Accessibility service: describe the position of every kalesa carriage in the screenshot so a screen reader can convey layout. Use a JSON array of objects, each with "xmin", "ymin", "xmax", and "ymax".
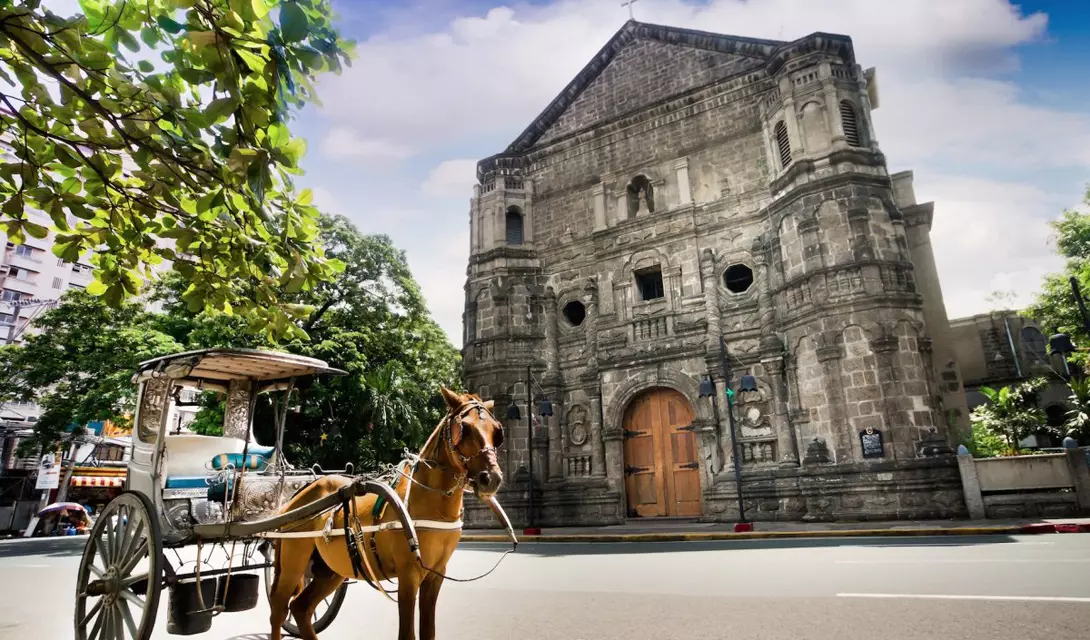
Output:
[{"xmin": 74, "ymin": 348, "xmax": 516, "ymax": 640}]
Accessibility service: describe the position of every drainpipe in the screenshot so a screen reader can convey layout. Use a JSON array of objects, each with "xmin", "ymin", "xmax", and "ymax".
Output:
[{"xmin": 1002, "ymin": 316, "xmax": 1022, "ymax": 379}]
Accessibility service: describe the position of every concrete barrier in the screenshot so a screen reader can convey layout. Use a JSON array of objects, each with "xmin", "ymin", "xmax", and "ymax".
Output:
[{"xmin": 956, "ymin": 445, "xmax": 1090, "ymax": 519}]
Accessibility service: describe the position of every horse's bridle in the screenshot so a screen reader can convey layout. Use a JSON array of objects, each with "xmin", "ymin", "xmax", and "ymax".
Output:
[{"xmin": 403, "ymin": 398, "xmax": 503, "ymax": 495}]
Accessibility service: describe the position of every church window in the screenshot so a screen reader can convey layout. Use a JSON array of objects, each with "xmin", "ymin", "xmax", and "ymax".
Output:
[
  {"xmin": 505, "ymin": 206, "xmax": 524, "ymax": 245},
  {"xmin": 723, "ymin": 264, "xmax": 754, "ymax": 294},
  {"xmin": 562, "ymin": 300, "xmax": 586, "ymax": 327},
  {"xmin": 635, "ymin": 267, "xmax": 665, "ymax": 301},
  {"xmin": 626, "ymin": 175, "xmax": 655, "ymax": 217},
  {"xmin": 839, "ymin": 100, "xmax": 861, "ymax": 147},
  {"xmin": 774, "ymin": 121, "xmax": 791, "ymax": 167}
]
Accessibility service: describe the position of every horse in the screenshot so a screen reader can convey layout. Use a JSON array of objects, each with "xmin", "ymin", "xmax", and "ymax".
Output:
[{"xmin": 268, "ymin": 386, "xmax": 505, "ymax": 640}]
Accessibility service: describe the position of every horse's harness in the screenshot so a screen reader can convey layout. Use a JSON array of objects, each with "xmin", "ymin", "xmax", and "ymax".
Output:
[{"xmin": 323, "ymin": 399, "xmax": 514, "ymax": 600}]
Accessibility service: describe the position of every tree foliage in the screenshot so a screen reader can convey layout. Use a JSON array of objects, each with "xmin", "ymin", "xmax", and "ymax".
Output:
[
  {"xmin": 969, "ymin": 376, "xmax": 1053, "ymax": 455},
  {"xmin": 1028, "ymin": 186, "xmax": 1090, "ymax": 365},
  {"xmin": 0, "ymin": 289, "xmax": 182, "ymax": 453},
  {"xmin": 149, "ymin": 213, "xmax": 462, "ymax": 470},
  {"xmin": 0, "ymin": 0, "xmax": 354, "ymax": 341},
  {"xmin": 1063, "ymin": 375, "xmax": 1090, "ymax": 445}
]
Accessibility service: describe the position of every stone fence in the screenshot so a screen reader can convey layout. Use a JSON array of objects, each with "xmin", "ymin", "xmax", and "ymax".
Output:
[{"xmin": 956, "ymin": 442, "xmax": 1090, "ymax": 519}]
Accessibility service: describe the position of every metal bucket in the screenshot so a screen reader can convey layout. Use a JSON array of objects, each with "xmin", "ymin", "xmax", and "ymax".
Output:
[
  {"xmin": 215, "ymin": 573, "xmax": 260, "ymax": 612},
  {"xmin": 165, "ymin": 576, "xmax": 217, "ymax": 636}
]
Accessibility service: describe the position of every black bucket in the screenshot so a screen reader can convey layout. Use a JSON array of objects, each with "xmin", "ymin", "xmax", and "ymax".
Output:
[
  {"xmin": 215, "ymin": 573, "xmax": 260, "ymax": 612},
  {"xmin": 165, "ymin": 576, "xmax": 217, "ymax": 636}
]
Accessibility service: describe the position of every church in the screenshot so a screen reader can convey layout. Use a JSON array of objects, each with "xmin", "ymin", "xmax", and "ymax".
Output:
[{"xmin": 460, "ymin": 20, "xmax": 971, "ymax": 526}]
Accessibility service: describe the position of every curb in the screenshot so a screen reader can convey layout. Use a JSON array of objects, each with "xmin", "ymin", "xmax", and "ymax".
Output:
[{"xmin": 459, "ymin": 522, "xmax": 1090, "ymax": 543}]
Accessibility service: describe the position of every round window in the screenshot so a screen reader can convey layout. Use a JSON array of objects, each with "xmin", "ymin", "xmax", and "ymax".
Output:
[
  {"xmin": 563, "ymin": 300, "xmax": 586, "ymax": 327},
  {"xmin": 723, "ymin": 264, "xmax": 754, "ymax": 294}
]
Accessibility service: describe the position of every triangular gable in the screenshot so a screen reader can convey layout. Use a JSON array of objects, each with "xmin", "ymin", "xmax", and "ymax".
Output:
[{"xmin": 506, "ymin": 20, "xmax": 786, "ymax": 153}]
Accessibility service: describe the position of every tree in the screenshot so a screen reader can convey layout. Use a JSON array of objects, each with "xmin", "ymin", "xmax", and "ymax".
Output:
[
  {"xmin": 969, "ymin": 376, "xmax": 1052, "ymax": 454},
  {"xmin": 0, "ymin": 289, "xmax": 182, "ymax": 453},
  {"xmin": 148, "ymin": 213, "xmax": 462, "ymax": 470},
  {"xmin": 1028, "ymin": 186, "xmax": 1090, "ymax": 365},
  {"xmin": 1064, "ymin": 375, "xmax": 1090, "ymax": 445},
  {"xmin": 0, "ymin": 0, "xmax": 354, "ymax": 340}
]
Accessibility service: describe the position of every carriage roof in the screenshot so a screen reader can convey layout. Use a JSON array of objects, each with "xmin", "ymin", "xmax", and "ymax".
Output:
[{"xmin": 135, "ymin": 348, "xmax": 346, "ymax": 385}]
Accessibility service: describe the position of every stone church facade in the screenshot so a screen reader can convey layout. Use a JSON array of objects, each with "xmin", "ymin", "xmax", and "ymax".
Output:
[{"xmin": 461, "ymin": 21, "xmax": 971, "ymax": 526}]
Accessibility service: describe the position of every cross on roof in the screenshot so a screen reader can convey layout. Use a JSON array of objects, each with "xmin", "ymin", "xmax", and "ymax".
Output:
[{"xmin": 621, "ymin": 0, "xmax": 640, "ymax": 20}]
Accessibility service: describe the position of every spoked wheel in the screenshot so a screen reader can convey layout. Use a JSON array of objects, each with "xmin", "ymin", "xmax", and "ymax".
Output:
[
  {"xmin": 74, "ymin": 492, "xmax": 163, "ymax": 640},
  {"xmin": 261, "ymin": 542, "xmax": 347, "ymax": 636}
]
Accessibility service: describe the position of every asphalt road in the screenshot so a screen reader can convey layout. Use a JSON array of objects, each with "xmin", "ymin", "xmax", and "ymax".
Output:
[{"xmin": 2, "ymin": 533, "xmax": 1089, "ymax": 639}]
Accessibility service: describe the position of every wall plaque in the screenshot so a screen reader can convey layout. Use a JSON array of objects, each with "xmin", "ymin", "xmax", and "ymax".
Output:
[{"xmin": 860, "ymin": 427, "xmax": 884, "ymax": 459}]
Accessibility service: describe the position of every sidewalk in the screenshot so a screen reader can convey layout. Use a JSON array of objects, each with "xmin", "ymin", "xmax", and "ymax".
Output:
[{"xmin": 460, "ymin": 517, "xmax": 1090, "ymax": 543}]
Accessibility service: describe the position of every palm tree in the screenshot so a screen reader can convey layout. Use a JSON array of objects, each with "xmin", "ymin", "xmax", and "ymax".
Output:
[{"xmin": 362, "ymin": 361, "xmax": 418, "ymax": 462}]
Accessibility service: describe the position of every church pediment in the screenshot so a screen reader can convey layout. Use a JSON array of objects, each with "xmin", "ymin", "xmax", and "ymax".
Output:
[{"xmin": 506, "ymin": 21, "xmax": 783, "ymax": 153}]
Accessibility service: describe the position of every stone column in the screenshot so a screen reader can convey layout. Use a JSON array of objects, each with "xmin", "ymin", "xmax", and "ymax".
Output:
[
  {"xmin": 700, "ymin": 249, "xmax": 721, "ymax": 357},
  {"xmin": 870, "ymin": 336, "xmax": 902, "ymax": 459},
  {"xmin": 822, "ymin": 78, "xmax": 845, "ymax": 147},
  {"xmin": 816, "ymin": 344, "xmax": 852, "ymax": 464},
  {"xmin": 469, "ymin": 185, "xmax": 480, "ymax": 253},
  {"xmin": 760, "ymin": 119, "xmax": 776, "ymax": 174},
  {"xmin": 584, "ymin": 278, "xmax": 599, "ymax": 367},
  {"xmin": 547, "ymin": 399, "xmax": 563, "ymax": 481},
  {"xmin": 602, "ymin": 428, "xmax": 625, "ymax": 492},
  {"xmin": 857, "ymin": 68, "xmax": 879, "ymax": 149},
  {"xmin": 544, "ymin": 288, "xmax": 560, "ymax": 384},
  {"xmin": 782, "ymin": 93, "xmax": 803, "ymax": 156},
  {"xmin": 762, "ymin": 343, "xmax": 797, "ymax": 466},
  {"xmin": 589, "ymin": 388, "xmax": 606, "ymax": 477},
  {"xmin": 592, "ymin": 183, "xmax": 607, "ymax": 232},
  {"xmin": 482, "ymin": 203, "xmax": 496, "ymax": 250},
  {"xmin": 675, "ymin": 158, "xmax": 692, "ymax": 205}
]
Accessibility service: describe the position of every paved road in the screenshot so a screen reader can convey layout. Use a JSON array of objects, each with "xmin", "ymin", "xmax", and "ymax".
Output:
[{"xmin": 2, "ymin": 533, "xmax": 1089, "ymax": 639}]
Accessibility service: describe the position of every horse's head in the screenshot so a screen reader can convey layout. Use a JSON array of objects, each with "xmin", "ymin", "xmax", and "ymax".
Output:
[{"xmin": 440, "ymin": 386, "xmax": 505, "ymax": 499}]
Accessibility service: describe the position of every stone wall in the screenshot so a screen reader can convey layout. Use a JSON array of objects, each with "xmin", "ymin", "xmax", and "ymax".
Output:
[{"xmin": 462, "ymin": 21, "xmax": 965, "ymax": 527}]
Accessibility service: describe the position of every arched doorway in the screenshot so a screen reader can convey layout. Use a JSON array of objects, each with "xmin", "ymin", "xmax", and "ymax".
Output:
[{"xmin": 622, "ymin": 387, "xmax": 702, "ymax": 517}]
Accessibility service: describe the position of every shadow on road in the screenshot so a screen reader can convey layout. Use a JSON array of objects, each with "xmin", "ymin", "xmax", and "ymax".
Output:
[
  {"xmin": 0, "ymin": 536, "xmax": 87, "ymax": 559},
  {"xmin": 460, "ymin": 534, "xmax": 1025, "ymax": 557}
]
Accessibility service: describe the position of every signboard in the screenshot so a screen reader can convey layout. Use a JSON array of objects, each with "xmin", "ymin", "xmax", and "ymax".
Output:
[
  {"xmin": 860, "ymin": 427, "xmax": 884, "ymax": 459},
  {"xmin": 34, "ymin": 453, "xmax": 61, "ymax": 490}
]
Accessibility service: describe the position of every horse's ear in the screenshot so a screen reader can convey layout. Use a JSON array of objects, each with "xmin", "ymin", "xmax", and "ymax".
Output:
[{"xmin": 440, "ymin": 386, "xmax": 463, "ymax": 410}]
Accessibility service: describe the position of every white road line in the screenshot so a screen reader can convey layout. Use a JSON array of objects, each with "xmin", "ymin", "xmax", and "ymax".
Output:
[
  {"xmin": 6, "ymin": 564, "xmax": 48, "ymax": 569},
  {"xmin": 835, "ymin": 559, "xmax": 1090, "ymax": 564},
  {"xmin": 837, "ymin": 593, "xmax": 1090, "ymax": 603}
]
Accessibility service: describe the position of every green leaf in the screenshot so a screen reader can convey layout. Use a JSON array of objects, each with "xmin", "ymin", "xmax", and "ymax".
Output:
[
  {"xmin": 251, "ymin": 0, "xmax": 271, "ymax": 18},
  {"xmin": 138, "ymin": 60, "xmax": 155, "ymax": 73},
  {"xmin": 86, "ymin": 280, "xmax": 108, "ymax": 296},
  {"xmin": 280, "ymin": 2, "xmax": 309, "ymax": 43},
  {"xmin": 23, "ymin": 221, "xmax": 49, "ymax": 239},
  {"xmin": 235, "ymin": 49, "xmax": 267, "ymax": 74},
  {"xmin": 205, "ymin": 97, "xmax": 238, "ymax": 124},
  {"xmin": 157, "ymin": 16, "xmax": 185, "ymax": 34}
]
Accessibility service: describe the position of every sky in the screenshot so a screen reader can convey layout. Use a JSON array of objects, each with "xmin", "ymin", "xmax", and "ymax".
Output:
[{"xmin": 45, "ymin": 0, "xmax": 1090, "ymax": 347}]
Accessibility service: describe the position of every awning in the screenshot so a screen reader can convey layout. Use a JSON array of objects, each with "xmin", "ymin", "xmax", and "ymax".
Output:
[{"xmin": 70, "ymin": 476, "xmax": 123, "ymax": 488}]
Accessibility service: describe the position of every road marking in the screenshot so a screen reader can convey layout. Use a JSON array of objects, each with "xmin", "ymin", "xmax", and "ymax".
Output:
[
  {"xmin": 7, "ymin": 564, "xmax": 48, "ymax": 569},
  {"xmin": 835, "ymin": 558, "xmax": 1090, "ymax": 564},
  {"xmin": 837, "ymin": 593, "xmax": 1090, "ymax": 603}
]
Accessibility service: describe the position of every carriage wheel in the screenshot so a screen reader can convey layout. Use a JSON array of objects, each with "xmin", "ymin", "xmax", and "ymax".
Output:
[
  {"xmin": 74, "ymin": 492, "xmax": 163, "ymax": 640},
  {"xmin": 261, "ymin": 542, "xmax": 347, "ymax": 636}
]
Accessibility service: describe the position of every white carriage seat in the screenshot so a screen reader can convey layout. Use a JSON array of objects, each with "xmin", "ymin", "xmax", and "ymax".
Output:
[{"xmin": 162, "ymin": 434, "xmax": 275, "ymax": 490}]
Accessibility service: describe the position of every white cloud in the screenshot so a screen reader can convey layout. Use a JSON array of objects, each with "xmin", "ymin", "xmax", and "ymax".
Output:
[
  {"xmin": 422, "ymin": 159, "xmax": 479, "ymax": 198},
  {"xmin": 319, "ymin": 128, "xmax": 415, "ymax": 163},
  {"xmin": 303, "ymin": 0, "xmax": 1090, "ymax": 344},
  {"xmin": 919, "ymin": 175, "xmax": 1067, "ymax": 318}
]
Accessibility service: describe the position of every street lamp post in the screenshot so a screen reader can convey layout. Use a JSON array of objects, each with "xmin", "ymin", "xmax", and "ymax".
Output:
[
  {"xmin": 504, "ymin": 365, "xmax": 551, "ymax": 535},
  {"xmin": 700, "ymin": 334, "xmax": 758, "ymax": 531}
]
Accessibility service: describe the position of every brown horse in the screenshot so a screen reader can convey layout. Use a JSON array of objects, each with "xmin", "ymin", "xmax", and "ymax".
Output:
[{"xmin": 268, "ymin": 387, "xmax": 505, "ymax": 640}]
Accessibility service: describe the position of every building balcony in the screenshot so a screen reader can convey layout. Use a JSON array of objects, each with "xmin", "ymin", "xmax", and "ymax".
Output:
[
  {"xmin": 1, "ymin": 277, "xmax": 39, "ymax": 296},
  {"xmin": 3, "ymin": 248, "xmax": 46, "ymax": 271}
]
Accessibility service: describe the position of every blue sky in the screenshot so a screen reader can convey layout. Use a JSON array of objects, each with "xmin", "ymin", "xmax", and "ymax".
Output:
[
  {"xmin": 47, "ymin": 0, "xmax": 1090, "ymax": 346},
  {"xmin": 282, "ymin": 0, "xmax": 1090, "ymax": 347}
]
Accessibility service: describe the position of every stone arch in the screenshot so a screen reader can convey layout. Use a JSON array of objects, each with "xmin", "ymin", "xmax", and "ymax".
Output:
[
  {"xmin": 505, "ymin": 205, "xmax": 524, "ymax": 245},
  {"xmin": 606, "ymin": 369, "xmax": 711, "ymax": 435}
]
